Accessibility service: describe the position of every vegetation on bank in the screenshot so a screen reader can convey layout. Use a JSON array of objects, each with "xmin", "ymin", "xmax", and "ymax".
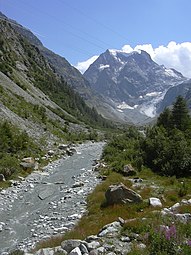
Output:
[
  {"xmin": 0, "ymin": 20, "xmax": 114, "ymax": 130},
  {"xmin": 0, "ymin": 121, "xmax": 42, "ymax": 187},
  {"xmin": 34, "ymin": 96, "xmax": 191, "ymax": 254},
  {"xmin": 103, "ymin": 96, "xmax": 191, "ymax": 178}
]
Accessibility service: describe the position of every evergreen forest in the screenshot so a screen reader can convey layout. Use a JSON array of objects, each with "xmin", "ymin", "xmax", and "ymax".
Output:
[{"xmin": 103, "ymin": 96, "xmax": 191, "ymax": 177}]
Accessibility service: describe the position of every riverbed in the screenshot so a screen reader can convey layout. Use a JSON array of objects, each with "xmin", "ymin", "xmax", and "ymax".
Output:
[{"xmin": 0, "ymin": 142, "xmax": 104, "ymax": 253}]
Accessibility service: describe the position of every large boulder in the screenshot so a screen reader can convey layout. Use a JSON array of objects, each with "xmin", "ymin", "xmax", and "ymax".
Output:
[{"xmin": 105, "ymin": 183, "xmax": 142, "ymax": 205}]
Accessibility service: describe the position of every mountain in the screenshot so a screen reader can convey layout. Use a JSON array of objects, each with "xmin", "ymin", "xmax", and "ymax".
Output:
[
  {"xmin": 0, "ymin": 12, "xmax": 132, "ymax": 124},
  {"xmin": 84, "ymin": 49, "xmax": 187, "ymax": 119},
  {"xmin": 0, "ymin": 16, "xmax": 113, "ymax": 146},
  {"xmin": 157, "ymin": 79, "xmax": 191, "ymax": 112}
]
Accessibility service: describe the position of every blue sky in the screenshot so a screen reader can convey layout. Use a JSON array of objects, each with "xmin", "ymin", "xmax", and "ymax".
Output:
[{"xmin": 1, "ymin": 0, "xmax": 191, "ymax": 76}]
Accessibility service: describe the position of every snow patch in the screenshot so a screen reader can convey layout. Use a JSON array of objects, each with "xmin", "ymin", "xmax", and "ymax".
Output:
[
  {"xmin": 117, "ymin": 102, "xmax": 138, "ymax": 110},
  {"xmin": 165, "ymin": 68, "xmax": 178, "ymax": 77},
  {"xmin": 145, "ymin": 91, "xmax": 162, "ymax": 97},
  {"xmin": 99, "ymin": 64, "xmax": 110, "ymax": 71}
]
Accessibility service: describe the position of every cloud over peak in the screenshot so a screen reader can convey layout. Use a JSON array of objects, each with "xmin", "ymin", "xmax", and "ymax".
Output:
[{"xmin": 75, "ymin": 42, "xmax": 191, "ymax": 77}]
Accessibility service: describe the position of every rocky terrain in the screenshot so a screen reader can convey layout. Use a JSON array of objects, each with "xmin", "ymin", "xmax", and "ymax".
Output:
[
  {"xmin": 84, "ymin": 49, "xmax": 188, "ymax": 123},
  {"xmin": 0, "ymin": 142, "xmax": 104, "ymax": 253},
  {"xmin": 8, "ymin": 176, "xmax": 191, "ymax": 255}
]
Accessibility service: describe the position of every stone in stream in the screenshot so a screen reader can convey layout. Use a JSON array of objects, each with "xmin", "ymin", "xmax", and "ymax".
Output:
[
  {"xmin": 72, "ymin": 181, "xmax": 84, "ymax": 188},
  {"xmin": 38, "ymin": 185, "xmax": 55, "ymax": 200}
]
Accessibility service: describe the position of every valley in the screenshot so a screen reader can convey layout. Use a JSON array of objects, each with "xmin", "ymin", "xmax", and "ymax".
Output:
[{"xmin": 0, "ymin": 10, "xmax": 191, "ymax": 255}]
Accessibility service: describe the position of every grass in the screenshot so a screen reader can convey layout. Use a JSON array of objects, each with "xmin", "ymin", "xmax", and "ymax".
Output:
[{"xmin": 34, "ymin": 167, "xmax": 191, "ymax": 252}]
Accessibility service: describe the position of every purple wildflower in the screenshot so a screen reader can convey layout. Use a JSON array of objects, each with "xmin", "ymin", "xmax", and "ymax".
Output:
[
  {"xmin": 188, "ymin": 240, "xmax": 191, "ymax": 247},
  {"xmin": 164, "ymin": 224, "xmax": 176, "ymax": 240}
]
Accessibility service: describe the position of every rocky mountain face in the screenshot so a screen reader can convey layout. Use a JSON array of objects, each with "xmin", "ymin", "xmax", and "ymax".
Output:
[
  {"xmin": 84, "ymin": 49, "xmax": 187, "ymax": 120},
  {"xmin": 157, "ymin": 79, "xmax": 191, "ymax": 112},
  {"xmin": 0, "ymin": 12, "xmax": 128, "ymax": 124},
  {"xmin": 0, "ymin": 18, "xmax": 112, "ymax": 146}
]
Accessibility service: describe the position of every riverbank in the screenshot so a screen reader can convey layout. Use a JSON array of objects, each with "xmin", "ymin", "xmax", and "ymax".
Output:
[{"xmin": 0, "ymin": 142, "xmax": 105, "ymax": 254}]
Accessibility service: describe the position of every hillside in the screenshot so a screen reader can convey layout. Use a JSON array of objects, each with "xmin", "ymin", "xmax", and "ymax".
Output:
[
  {"xmin": 0, "ymin": 12, "xmax": 122, "ymax": 123},
  {"xmin": 0, "ymin": 18, "xmax": 113, "ymax": 146}
]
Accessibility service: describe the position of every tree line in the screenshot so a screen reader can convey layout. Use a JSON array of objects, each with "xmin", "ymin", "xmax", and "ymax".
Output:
[{"xmin": 103, "ymin": 96, "xmax": 191, "ymax": 177}]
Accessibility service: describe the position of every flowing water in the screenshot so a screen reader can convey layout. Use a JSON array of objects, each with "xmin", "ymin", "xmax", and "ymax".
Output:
[{"xmin": 0, "ymin": 142, "xmax": 104, "ymax": 253}]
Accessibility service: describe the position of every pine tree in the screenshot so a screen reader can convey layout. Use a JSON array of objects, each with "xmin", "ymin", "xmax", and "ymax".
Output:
[
  {"xmin": 171, "ymin": 96, "xmax": 190, "ymax": 131},
  {"xmin": 157, "ymin": 107, "xmax": 172, "ymax": 129}
]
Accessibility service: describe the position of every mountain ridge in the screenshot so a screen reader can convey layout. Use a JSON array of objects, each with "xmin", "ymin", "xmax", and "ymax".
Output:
[{"xmin": 84, "ymin": 48, "xmax": 187, "ymax": 118}]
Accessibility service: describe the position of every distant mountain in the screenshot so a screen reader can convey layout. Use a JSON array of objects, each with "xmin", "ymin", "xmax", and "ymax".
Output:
[
  {"xmin": 1, "ymin": 12, "xmax": 188, "ymax": 125},
  {"xmin": 157, "ymin": 79, "xmax": 191, "ymax": 112},
  {"xmin": 84, "ymin": 49, "xmax": 187, "ymax": 118}
]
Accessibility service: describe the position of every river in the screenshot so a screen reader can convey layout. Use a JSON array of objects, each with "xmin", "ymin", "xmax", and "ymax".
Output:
[{"xmin": 0, "ymin": 142, "xmax": 104, "ymax": 253}]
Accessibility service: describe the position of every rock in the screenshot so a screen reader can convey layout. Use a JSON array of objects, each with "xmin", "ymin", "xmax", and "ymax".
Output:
[
  {"xmin": 87, "ymin": 241, "xmax": 100, "ymax": 251},
  {"xmin": 58, "ymin": 144, "xmax": 68, "ymax": 150},
  {"xmin": 22, "ymin": 157, "xmax": 35, "ymax": 163},
  {"xmin": 38, "ymin": 186, "xmax": 55, "ymax": 200},
  {"xmin": 133, "ymin": 177, "xmax": 143, "ymax": 183},
  {"xmin": 85, "ymin": 235, "xmax": 100, "ymax": 243},
  {"xmin": 118, "ymin": 217, "xmax": 125, "ymax": 225},
  {"xmin": 137, "ymin": 243, "xmax": 147, "ymax": 250},
  {"xmin": 61, "ymin": 240, "xmax": 85, "ymax": 253},
  {"xmin": 174, "ymin": 213, "xmax": 191, "ymax": 223},
  {"xmin": 89, "ymin": 250, "xmax": 98, "ymax": 255},
  {"xmin": 79, "ymin": 243, "xmax": 89, "ymax": 254},
  {"xmin": 20, "ymin": 157, "xmax": 37, "ymax": 170},
  {"xmin": 35, "ymin": 248, "xmax": 55, "ymax": 255},
  {"xmin": 70, "ymin": 148, "xmax": 77, "ymax": 153},
  {"xmin": 66, "ymin": 149, "xmax": 74, "ymax": 156},
  {"xmin": 121, "ymin": 164, "xmax": 137, "ymax": 176},
  {"xmin": 67, "ymin": 213, "xmax": 82, "ymax": 220},
  {"xmin": 96, "ymin": 247, "xmax": 105, "ymax": 254},
  {"xmin": 169, "ymin": 202, "xmax": 180, "ymax": 212},
  {"xmin": 149, "ymin": 197, "xmax": 162, "ymax": 207},
  {"xmin": 0, "ymin": 174, "xmax": 5, "ymax": 182},
  {"xmin": 105, "ymin": 183, "xmax": 143, "ymax": 205},
  {"xmin": 69, "ymin": 247, "xmax": 82, "ymax": 255},
  {"xmin": 20, "ymin": 162, "xmax": 35, "ymax": 170},
  {"xmin": 120, "ymin": 236, "xmax": 131, "ymax": 242},
  {"xmin": 72, "ymin": 182, "xmax": 84, "ymax": 188},
  {"xmin": 47, "ymin": 150, "xmax": 54, "ymax": 156},
  {"xmin": 98, "ymin": 221, "xmax": 121, "ymax": 237}
]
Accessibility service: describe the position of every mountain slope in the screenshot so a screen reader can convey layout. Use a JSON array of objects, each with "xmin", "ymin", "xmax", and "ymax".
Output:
[
  {"xmin": 0, "ymin": 12, "xmax": 130, "ymax": 124},
  {"xmin": 0, "ymin": 18, "xmax": 113, "ymax": 146},
  {"xmin": 157, "ymin": 79, "xmax": 191, "ymax": 112},
  {"xmin": 84, "ymin": 49, "xmax": 187, "ymax": 118}
]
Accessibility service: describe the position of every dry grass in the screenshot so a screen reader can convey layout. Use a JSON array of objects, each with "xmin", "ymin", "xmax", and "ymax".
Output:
[{"xmin": 34, "ymin": 170, "xmax": 191, "ymax": 251}]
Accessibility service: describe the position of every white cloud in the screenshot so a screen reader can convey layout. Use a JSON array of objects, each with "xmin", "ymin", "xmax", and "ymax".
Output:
[
  {"xmin": 122, "ymin": 41, "xmax": 191, "ymax": 78},
  {"xmin": 75, "ymin": 55, "xmax": 99, "ymax": 74},
  {"xmin": 75, "ymin": 42, "xmax": 191, "ymax": 77}
]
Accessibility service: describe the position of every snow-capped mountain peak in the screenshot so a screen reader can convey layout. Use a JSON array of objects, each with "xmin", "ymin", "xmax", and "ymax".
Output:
[{"xmin": 84, "ymin": 49, "xmax": 187, "ymax": 120}]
